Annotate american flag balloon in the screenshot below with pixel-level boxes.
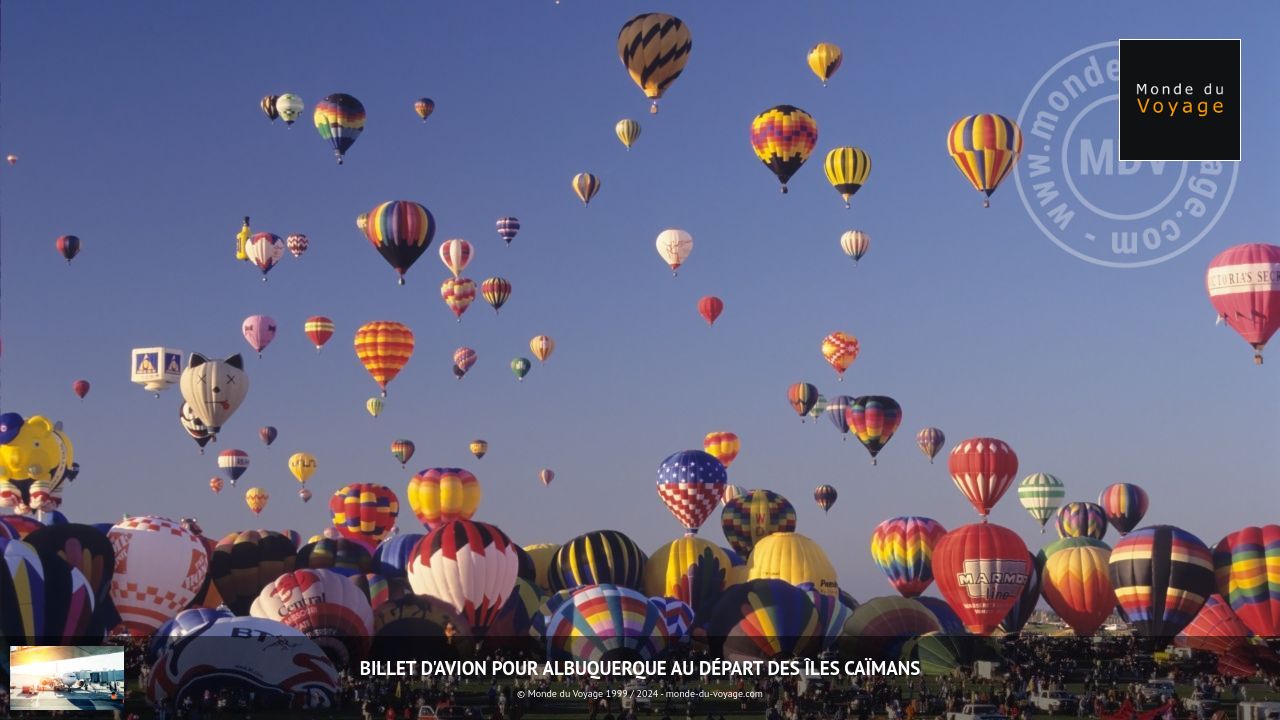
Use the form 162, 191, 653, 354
656, 450, 727, 535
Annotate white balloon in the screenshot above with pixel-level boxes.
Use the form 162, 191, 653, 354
656, 228, 693, 274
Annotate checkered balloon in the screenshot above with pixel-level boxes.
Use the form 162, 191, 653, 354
656, 450, 727, 535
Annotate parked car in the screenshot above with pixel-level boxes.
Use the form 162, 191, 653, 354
1031, 691, 1078, 714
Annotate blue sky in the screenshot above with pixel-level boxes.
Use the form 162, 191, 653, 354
2, 2, 1277, 601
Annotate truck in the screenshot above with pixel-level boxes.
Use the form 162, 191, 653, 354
1030, 691, 1077, 714
1237, 702, 1280, 720
944, 704, 1009, 720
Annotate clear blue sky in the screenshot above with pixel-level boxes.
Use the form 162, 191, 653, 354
2, 2, 1277, 601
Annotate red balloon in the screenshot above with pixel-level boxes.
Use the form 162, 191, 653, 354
1206, 243, 1280, 364
72, 380, 90, 399
697, 296, 724, 326
932, 522, 1030, 635
947, 437, 1018, 517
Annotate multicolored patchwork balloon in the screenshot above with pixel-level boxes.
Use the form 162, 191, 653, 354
1056, 501, 1108, 541
328, 483, 399, 551
750, 105, 818, 193
720, 489, 797, 558
313, 93, 365, 164
847, 396, 902, 465
869, 516, 946, 597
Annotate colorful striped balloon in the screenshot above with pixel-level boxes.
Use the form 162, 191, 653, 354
1109, 525, 1215, 637
438, 238, 473, 278
946, 113, 1023, 207
826, 395, 853, 436
1097, 483, 1149, 535
702, 431, 739, 468
1017, 473, 1065, 532
354, 321, 414, 396
1038, 537, 1116, 636
363, 200, 435, 285
720, 489, 797, 558
787, 382, 819, 420
481, 277, 512, 313
390, 439, 415, 468
406, 468, 481, 531
916, 427, 945, 462
823, 146, 871, 208
820, 332, 859, 379
1056, 501, 1108, 540
328, 483, 399, 552
1179, 594, 1254, 654
496, 216, 520, 245
313, 93, 365, 164
543, 583, 669, 662
869, 516, 947, 598
1212, 525, 1280, 638
304, 316, 334, 351
440, 278, 476, 320
571, 173, 601, 206
617, 13, 692, 113
813, 484, 837, 513
846, 395, 902, 465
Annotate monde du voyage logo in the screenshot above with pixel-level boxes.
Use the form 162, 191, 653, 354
1016, 40, 1240, 268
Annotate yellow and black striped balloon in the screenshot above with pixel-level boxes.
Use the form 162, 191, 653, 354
947, 114, 1023, 207
617, 13, 692, 113
548, 529, 647, 592
824, 147, 872, 208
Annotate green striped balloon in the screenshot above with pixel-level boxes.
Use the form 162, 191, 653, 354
1017, 473, 1065, 532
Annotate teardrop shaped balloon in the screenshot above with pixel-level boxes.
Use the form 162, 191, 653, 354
1098, 483, 1149, 536
947, 114, 1023, 207
807, 42, 842, 86
530, 335, 555, 363
276, 93, 304, 125
440, 278, 476, 320
288, 452, 317, 484
354, 321, 414, 396
218, 449, 250, 482
481, 277, 512, 313
840, 230, 870, 264
947, 437, 1018, 517
56, 235, 81, 264
304, 316, 334, 352
511, 357, 531, 381
702, 431, 739, 468
414, 97, 434, 122
241, 314, 277, 357
1055, 501, 1108, 540
616, 118, 641, 149
244, 233, 285, 279
617, 13, 691, 114
846, 395, 901, 465
72, 379, 90, 400
298, 487, 312, 503
655, 228, 693, 275
366, 397, 384, 418
313, 93, 365, 164
496, 217, 520, 245
1205, 243, 1280, 364
869, 516, 947, 597
820, 332, 859, 380
1017, 473, 1065, 532
469, 440, 488, 459
823, 147, 871, 208
656, 450, 726, 535
286, 233, 308, 258
259, 426, 277, 446
438, 238, 473, 278
245, 487, 269, 515
453, 347, 477, 378
261, 94, 279, 122
787, 382, 818, 420
932, 522, 1030, 634
750, 105, 818, 193
813, 485, 837, 513
539, 469, 554, 487
697, 296, 723, 326
390, 439, 415, 468
571, 173, 600, 206
363, 200, 435, 285
209, 476, 223, 494
916, 427, 945, 463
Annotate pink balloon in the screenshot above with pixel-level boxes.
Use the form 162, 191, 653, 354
242, 315, 278, 356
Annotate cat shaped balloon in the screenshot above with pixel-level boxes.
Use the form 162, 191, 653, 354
179, 353, 249, 437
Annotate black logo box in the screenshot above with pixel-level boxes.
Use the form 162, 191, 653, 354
1119, 39, 1240, 162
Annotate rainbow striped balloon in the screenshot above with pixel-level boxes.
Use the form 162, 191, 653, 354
1213, 525, 1280, 638
869, 516, 947, 598
1109, 525, 1214, 637
1098, 483, 1149, 536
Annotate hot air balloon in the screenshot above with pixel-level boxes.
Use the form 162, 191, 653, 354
0, 537, 97, 641
414, 97, 435, 121
1097, 483, 1149, 536
179, 353, 250, 437
180, 402, 212, 454
809, 395, 828, 422
644, 536, 730, 617
542, 583, 670, 662
209, 477, 223, 494
617, 13, 691, 114
539, 468, 554, 487
697, 296, 723, 326
1056, 502, 1108, 540
656, 450, 727, 535
787, 382, 819, 421
750, 105, 818, 193
481, 277, 512, 313
453, 347, 477, 379
71, 380, 90, 400
869, 516, 947, 598
720, 489, 797, 558
218, 449, 250, 483
6, 154, 17, 165
245, 487, 269, 515
108, 516, 208, 634
1017, 473, 1065, 532
208, 529, 298, 615
313, 93, 365, 164
287, 452, 316, 484
656, 228, 693, 275
496, 216, 520, 245
297, 537, 372, 578
244, 232, 285, 280
616, 118, 641, 149
406, 520, 519, 631
948, 437, 1019, 518
469, 440, 488, 459
571, 173, 600, 206
807, 42, 842, 86
276, 93, 304, 125
259, 426, 277, 446
840, 597, 942, 661
366, 397, 384, 418
329, 483, 400, 552
511, 357, 531, 381
824, 395, 852, 438
249, 568, 373, 666
363, 200, 435, 285
148, 607, 237, 664
241, 315, 277, 358
285, 233, 308, 258
1039, 537, 1116, 636
55, 235, 80, 264
302, 316, 334, 352
701, 579, 821, 661
1179, 594, 1255, 655
847, 395, 902, 465
947, 114, 1023, 207
354, 321, 414, 396
813, 485, 837, 513
820, 332, 859, 380
1205, 243, 1280, 363
702, 431, 739, 468
438, 238, 473, 278
529, 335, 555, 363
932, 522, 1030, 635
747, 532, 838, 597
998, 551, 1044, 634
916, 427, 945, 463
549, 530, 647, 592
840, 230, 870, 264
406, 468, 481, 531
298, 487, 312, 503
824, 147, 871, 208
390, 439, 415, 468
261, 94, 279, 121
23, 522, 121, 635
440, 277, 476, 320
1213, 525, 1280, 638
1110, 525, 1215, 637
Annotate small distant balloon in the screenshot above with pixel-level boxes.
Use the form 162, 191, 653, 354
304, 316, 334, 352
72, 380, 90, 400
56, 235, 81, 264
496, 217, 520, 245
616, 119, 641, 150
6, 154, 17, 165
286, 233, 309, 258
391, 439, 416, 468
840, 230, 870, 265
530, 335, 555, 363
245, 487, 269, 515
414, 98, 435, 122
209, 477, 223, 494
539, 469, 555, 487
453, 347, 477, 378
481, 277, 512, 313
470, 440, 488, 459
366, 397, 384, 418
807, 42, 843, 86
511, 358, 531, 381
259, 426, 277, 446
276, 93, 304, 126
572, 173, 600, 206
298, 487, 312, 503
698, 296, 724, 326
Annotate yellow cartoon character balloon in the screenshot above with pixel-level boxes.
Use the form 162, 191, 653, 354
0, 414, 74, 487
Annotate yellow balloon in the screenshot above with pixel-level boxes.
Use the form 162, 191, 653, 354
366, 397, 384, 417
807, 42, 843, 86
469, 439, 488, 459
530, 335, 555, 363
617, 13, 692, 113
235, 216, 251, 262
245, 487, 269, 515
522, 542, 561, 592
288, 452, 317, 484
746, 532, 839, 596
615, 119, 641, 150
644, 536, 730, 600
406, 468, 482, 530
